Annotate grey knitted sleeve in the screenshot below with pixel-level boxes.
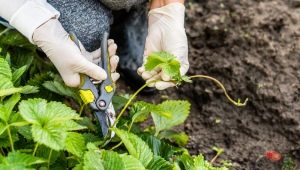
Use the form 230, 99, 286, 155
47, 0, 112, 51
99, 0, 147, 10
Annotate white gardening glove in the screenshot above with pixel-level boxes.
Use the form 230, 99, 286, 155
137, 2, 189, 90
33, 18, 119, 87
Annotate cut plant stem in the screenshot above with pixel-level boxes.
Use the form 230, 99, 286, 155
190, 75, 248, 107
6, 125, 14, 152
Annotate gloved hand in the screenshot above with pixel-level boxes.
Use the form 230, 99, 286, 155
137, 2, 189, 90
33, 18, 119, 87
79, 39, 120, 83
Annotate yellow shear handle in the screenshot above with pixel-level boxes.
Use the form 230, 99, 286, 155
79, 89, 95, 105
104, 85, 114, 93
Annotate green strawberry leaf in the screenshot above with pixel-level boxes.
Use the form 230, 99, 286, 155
140, 134, 185, 160
0, 123, 7, 136
0, 57, 12, 80
0, 94, 20, 122
101, 150, 125, 170
12, 65, 27, 85
151, 100, 190, 135
179, 153, 229, 170
0, 86, 38, 97
65, 132, 86, 157
120, 154, 146, 170
159, 130, 189, 147
19, 98, 84, 151
0, 58, 37, 97
112, 128, 153, 167
146, 156, 173, 170
83, 143, 104, 170
144, 52, 181, 81
0, 151, 46, 169
31, 122, 66, 151
43, 77, 81, 103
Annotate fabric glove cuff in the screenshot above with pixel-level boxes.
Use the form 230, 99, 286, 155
148, 2, 185, 27
9, 0, 60, 43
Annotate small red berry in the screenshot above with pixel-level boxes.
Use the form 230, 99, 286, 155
265, 150, 282, 162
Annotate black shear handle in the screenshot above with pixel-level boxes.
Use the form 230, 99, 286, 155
96, 32, 115, 111
101, 32, 109, 73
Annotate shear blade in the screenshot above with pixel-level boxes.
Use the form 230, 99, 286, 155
95, 102, 116, 138
95, 111, 109, 137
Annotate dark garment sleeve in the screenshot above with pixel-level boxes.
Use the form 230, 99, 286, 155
99, 0, 147, 10
47, 0, 112, 51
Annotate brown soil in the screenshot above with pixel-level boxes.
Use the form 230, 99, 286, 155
120, 0, 300, 169
119, 0, 300, 169
181, 0, 300, 169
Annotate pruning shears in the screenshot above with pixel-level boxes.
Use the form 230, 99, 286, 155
70, 32, 116, 138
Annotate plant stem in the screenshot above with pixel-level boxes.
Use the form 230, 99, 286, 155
47, 149, 53, 170
0, 28, 10, 37
210, 152, 222, 164
112, 81, 156, 128
65, 156, 76, 160
111, 75, 247, 150
189, 75, 248, 107
6, 125, 14, 152
128, 120, 134, 132
110, 142, 122, 151
109, 81, 157, 151
79, 104, 86, 116
0, 148, 5, 155
32, 143, 39, 156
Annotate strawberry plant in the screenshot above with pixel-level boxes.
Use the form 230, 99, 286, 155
0, 26, 245, 169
